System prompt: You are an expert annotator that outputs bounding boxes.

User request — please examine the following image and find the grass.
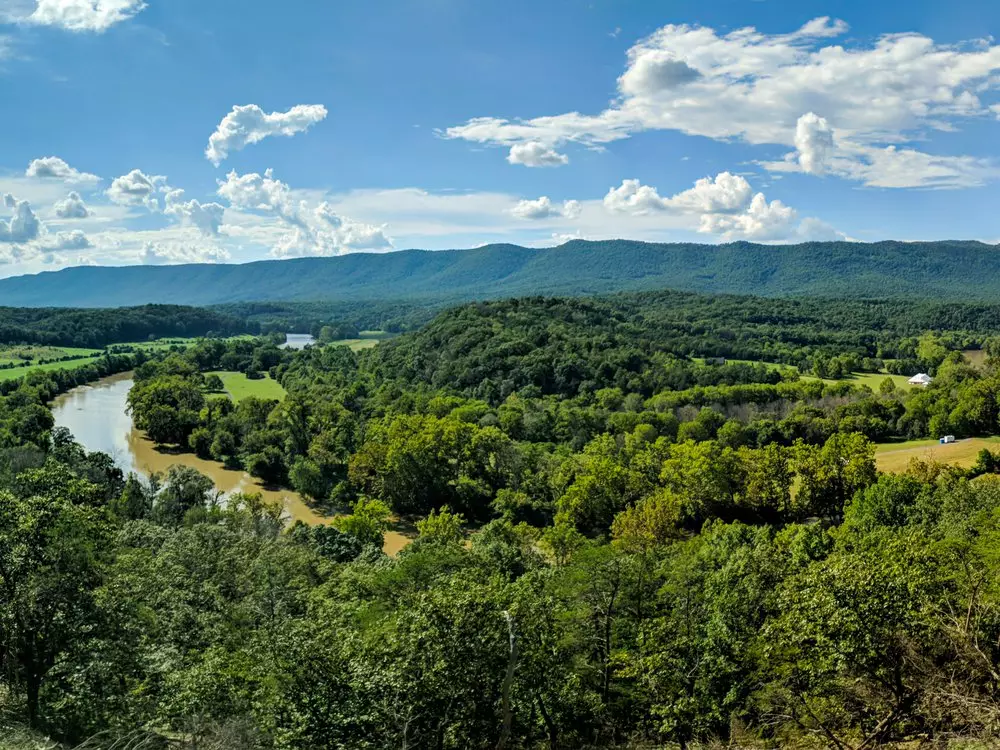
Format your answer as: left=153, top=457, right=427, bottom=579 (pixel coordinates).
left=324, top=330, right=393, bottom=352
left=875, top=436, right=1000, bottom=474
left=326, top=338, right=381, bottom=351
left=0, top=356, right=104, bottom=382
left=964, top=349, right=988, bottom=369
left=823, top=371, right=913, bottom=391
left=700, top=356, right=917, bottom=392
left=206, top=371, right=287, bottom=402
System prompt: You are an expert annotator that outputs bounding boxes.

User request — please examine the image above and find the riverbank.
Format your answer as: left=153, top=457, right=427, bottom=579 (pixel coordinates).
left=50, top=373, right=414, bottom=554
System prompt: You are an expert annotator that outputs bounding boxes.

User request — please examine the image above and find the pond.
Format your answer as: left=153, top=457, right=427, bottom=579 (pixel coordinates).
left=50, top=372, right=412, bottom=554
left=283, top=333, right=316, bottom=349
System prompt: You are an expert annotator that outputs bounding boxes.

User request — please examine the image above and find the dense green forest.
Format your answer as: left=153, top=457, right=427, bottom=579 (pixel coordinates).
left=5, top=239, right=1000, bottom=307
left=9, top=292, right=1000, bottom=747
left=0, top=304, right=255, bottom=348
left=211, top=300, right=437, bottom=335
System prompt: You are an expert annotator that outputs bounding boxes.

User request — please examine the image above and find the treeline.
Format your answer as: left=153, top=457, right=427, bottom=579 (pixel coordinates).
left=9, top=354, right=1000, bottom=747
left=7, top=292, right=1000, bottom=747
left=0, top=304, right=255, bottom=348
left=123, top=310, right=1000, bottom=528
left=212, top=299, right=437, bottom=335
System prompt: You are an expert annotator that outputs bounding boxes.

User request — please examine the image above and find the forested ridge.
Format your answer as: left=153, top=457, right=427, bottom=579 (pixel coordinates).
left=9, top=293, right=1000, bottom=747
left=0, top=304, right=255, bottom=348
left=5, top=239, right=1000, bottom=307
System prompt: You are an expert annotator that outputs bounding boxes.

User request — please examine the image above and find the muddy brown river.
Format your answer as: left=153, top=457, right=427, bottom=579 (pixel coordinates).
left=51, top=372, right=412, bottom=554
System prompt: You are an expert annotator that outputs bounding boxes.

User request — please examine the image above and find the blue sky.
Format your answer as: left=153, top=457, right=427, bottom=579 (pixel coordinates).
left=0, top=0, right=999, bottom=276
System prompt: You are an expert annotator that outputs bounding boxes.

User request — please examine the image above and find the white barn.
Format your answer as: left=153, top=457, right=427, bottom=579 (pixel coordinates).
left=908, top=373, right=933, bottom=387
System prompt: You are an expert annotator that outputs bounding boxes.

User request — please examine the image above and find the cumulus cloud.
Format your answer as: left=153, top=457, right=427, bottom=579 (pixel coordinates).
left=216, top=168, right=295, bottom=217
left=217, top=168, right=392, bottom=257
left=794, top=113, right=835, bottom=175
left=106, top=169, right=166, bottom=210
left=507, top=142, right=569, bottom=167
left=0, top=197, right=41, bottom=243
left=510, top=196, right=581, bottom=220
left=40, top=229, right=92, bottom=251
left=138, top=241, right=231, bottom=266
left=605, top=172, right=753, bottom=215
left=205, top=104, right=328, bottom=165
left=26, top=156, right=100, bottom=184
left=602, top=172, right=842, bottom=243
left=163, top=190, right=225, bottom=237
left=26, top=0, right=146, bottom=32
left=53, top=191, right=90, bottom=218
left=699, top=194, right=798, bottom=241
left=445, top=17, right=1000, bottom=187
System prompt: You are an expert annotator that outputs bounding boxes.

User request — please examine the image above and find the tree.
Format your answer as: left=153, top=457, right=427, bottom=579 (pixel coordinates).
left=0, top=490, right=109, bottom=729
left=333, top=497, right=391, bottom=549
left=155, top=466, right=216, bottom=525
left=415, top=506, right=466, bottom=546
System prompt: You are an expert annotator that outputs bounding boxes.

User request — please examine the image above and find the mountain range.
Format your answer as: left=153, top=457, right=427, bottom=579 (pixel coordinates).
left=1, top=239, right=998, bottom=307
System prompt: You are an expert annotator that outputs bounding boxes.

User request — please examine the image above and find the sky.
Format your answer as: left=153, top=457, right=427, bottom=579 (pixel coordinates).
left=0, top=0, right=999, bottom=278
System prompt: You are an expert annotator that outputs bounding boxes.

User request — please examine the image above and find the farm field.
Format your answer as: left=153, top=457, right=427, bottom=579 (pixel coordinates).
left=820, top=371, right=914, bottom=391
left=0, top=355, right=104, bottom=382
left=875, top=436, right=1000, bottom=473
left=964, top=349, right=988, bottom=368
left=324, top=330, right=393, bottom=351
left=326, top=337, right=381, bottom=351
left=111, top=335, right=256, bottom=352
left=702, top=357, right=916, bottom=391
left=206, top=370, right=287, bottom=402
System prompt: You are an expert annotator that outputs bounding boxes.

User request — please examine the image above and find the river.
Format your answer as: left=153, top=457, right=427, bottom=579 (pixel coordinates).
left=50, top=372, right=412, bottom=554
left=283, top=333, right=316, bottom=349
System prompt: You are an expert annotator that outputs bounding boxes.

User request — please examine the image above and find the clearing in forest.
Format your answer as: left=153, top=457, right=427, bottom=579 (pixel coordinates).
left=875, top=437, right=1000, bottom=473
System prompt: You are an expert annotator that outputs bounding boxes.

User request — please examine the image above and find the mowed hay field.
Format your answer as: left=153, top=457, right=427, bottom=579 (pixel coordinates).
left=876, top=437, right=1000, bottom=473
left=206, top=371, right=287, bottom=402
left=0, top=355, right=104, bottom=382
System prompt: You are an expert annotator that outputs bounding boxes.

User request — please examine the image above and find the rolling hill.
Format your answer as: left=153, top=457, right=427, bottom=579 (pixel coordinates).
left=1, top=239, right=999, bottom=307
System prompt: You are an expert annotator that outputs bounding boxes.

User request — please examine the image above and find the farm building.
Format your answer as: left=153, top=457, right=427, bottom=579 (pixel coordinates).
left=908, top=373, right=933, bottom=387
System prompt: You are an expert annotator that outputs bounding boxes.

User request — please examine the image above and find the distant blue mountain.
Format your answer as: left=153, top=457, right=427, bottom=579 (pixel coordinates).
left=0, top=239, right=996, bottom=307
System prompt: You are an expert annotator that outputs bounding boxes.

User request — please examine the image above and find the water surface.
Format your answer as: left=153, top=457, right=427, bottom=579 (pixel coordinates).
left=51, top=373, right=412, bottom=553
left=283, top=333, right=316, bottom=350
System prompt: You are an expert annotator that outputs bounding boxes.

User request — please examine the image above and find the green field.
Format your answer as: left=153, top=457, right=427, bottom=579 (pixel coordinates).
left=326, top=338, right=381, bottom=351
left=964, top=349, right=988, bottom=369
left=0, top=356, right=104, bottom=382
left=876, top=436, right=1000, bottom=473
left=701, top=356, right=916, bottom=391
left=814, top=371, right=914, bottom=391
left=323, top=330, right=393, bottom=351
left=206, top=371, right=287, bottom=402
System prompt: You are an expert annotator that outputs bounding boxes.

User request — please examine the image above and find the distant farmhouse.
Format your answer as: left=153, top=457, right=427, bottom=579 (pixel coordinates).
left=908, top=373, right=933, bottom=387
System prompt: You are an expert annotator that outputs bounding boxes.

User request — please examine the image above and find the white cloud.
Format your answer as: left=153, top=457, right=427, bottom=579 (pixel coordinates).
left=216, top=168, right=295, bottom=217
left=602, top=172, right=841, bottom=243
left=26, top=0, right=146, bottom=32
left=0, top=197, right=41, bottom=243
left=106, top=168, right=166, bottom=210
left=138, top=240, right=231, bottom=266
left=40, top=229, right=92, bottom=250
left=205, top=104, right=328, bottom=166
left=218, top=169, right=392, bottom=257
left=53, top=190, right=90, bottom=218
left=507, top=141, right=569, bottom=167
left=699, top=193, right=798, bottom=241
left=26, top=156, right=100, bottom=184
left=794, top=113, right=835, bottom=176
left=445, top=18, right=1000, bottom=188
left=163, top=189, right=225, bottom=237
left=605, top=172, right=753, bottom=215
left=510, top=196, right=581, bottom=220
